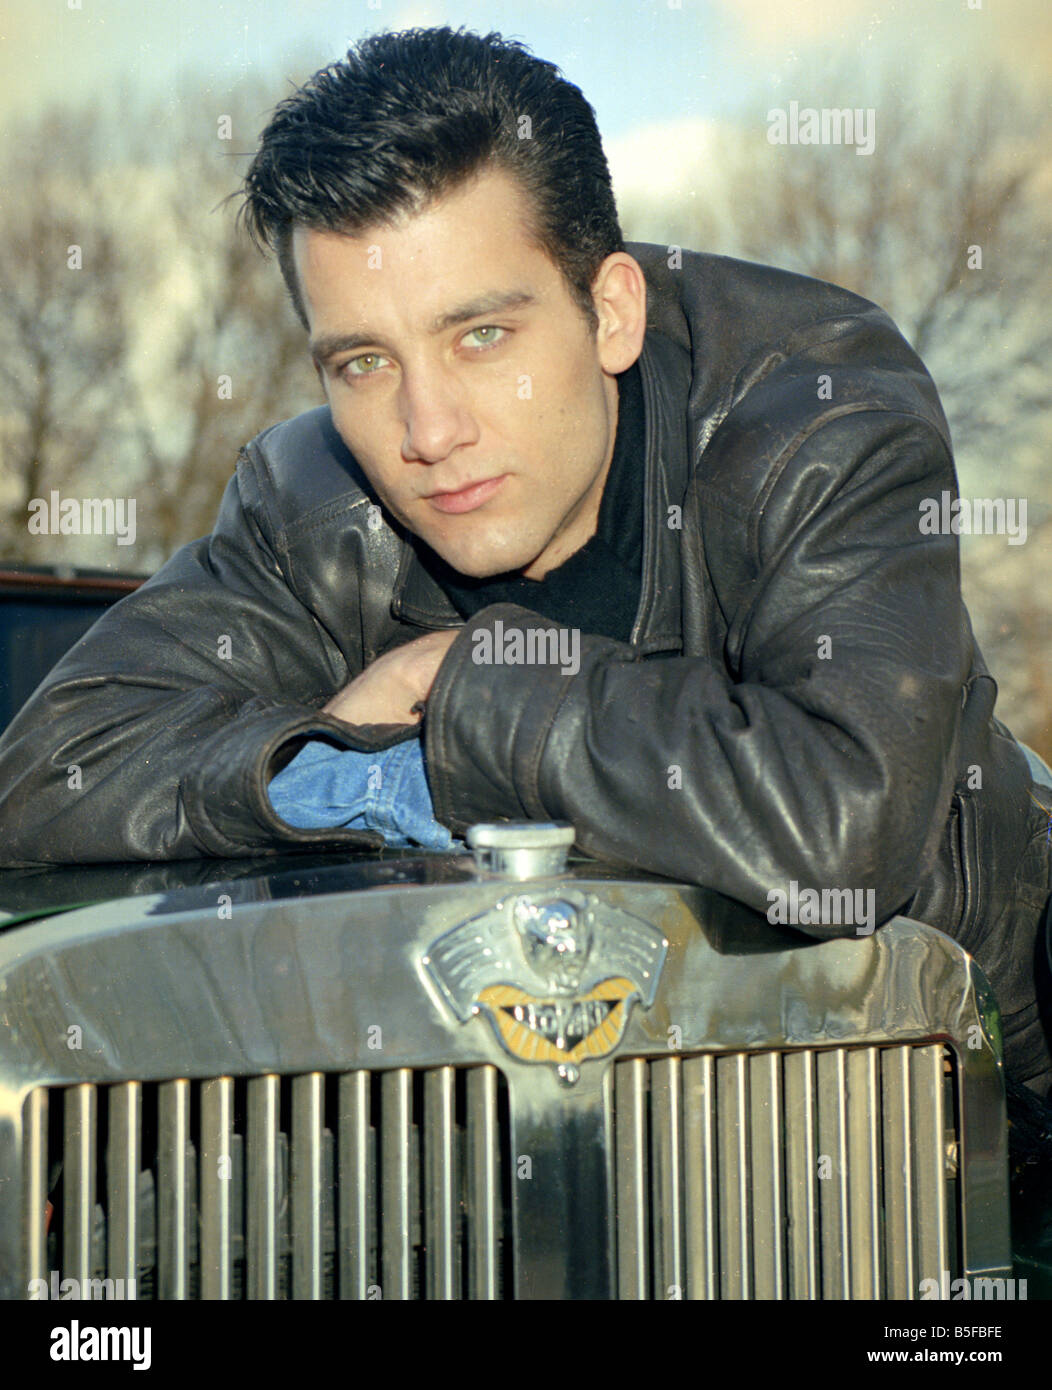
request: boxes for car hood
[0,845,672,932]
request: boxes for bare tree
[114,77,323,560]
[627,73,1051,488]
[0,109,132,563]
[0,72,324,571]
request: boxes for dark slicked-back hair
[239,26,624,331]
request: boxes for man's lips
[423,474,507,514]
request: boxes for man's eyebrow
[310,289,537,366]
[429,289,536,334]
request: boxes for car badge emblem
[422,890,668,1075]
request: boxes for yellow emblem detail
[476,977,637,1063]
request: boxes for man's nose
[400,368,478,463]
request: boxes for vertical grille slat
[199,1077,233,1300]
[423,1067,458,1300]
[62,1084,97,1289]
[783,1049,819,1299]
[913,1044,950,1290]
[682,1054,717,1300]
[817,1048,851,1300]
[291,1073,325,1300]
[106,1082,140,1295]
[650,1056,684,1298]
[881,1047,915,1298]
[846,1048,882,1298]
[614,1058,649,1299]
[337,1071,372,1300]
[22,1087,48,1291]
[614,1042,961,1301]
[466,1065,501,1300]
[716,1054,750,1299]
[247,1074,280,1300]
[157,1079,191,1300]
[749,1052,784,1299]
[380,1069,413,1301]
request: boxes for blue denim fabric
[267,738,459,851]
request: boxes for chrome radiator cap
[466,821,576,879]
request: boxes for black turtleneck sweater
[421,359,645,642]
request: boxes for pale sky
[1,0,1047,162]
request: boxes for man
[0,26,1049,1099]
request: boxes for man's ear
[591,253,647,375]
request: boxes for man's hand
[323,628,462,727]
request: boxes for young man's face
[293,167,644,580]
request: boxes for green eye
[346,353,388,376]
[464,326,506,347]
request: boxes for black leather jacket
[0,244,1038,961]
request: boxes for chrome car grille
[613,1043,956,1299]
[3,878,1008,1302]
[23,1043,957,1300]
[22,1065,512,1300]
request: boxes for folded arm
[0,456,414,866]
[425,410,968,933]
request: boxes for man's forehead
[292,209,555,356]
[292,164,552,283]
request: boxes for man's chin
[435,552,528,581]
[426,544,536,582]
[418,527,540,582]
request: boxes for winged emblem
[422,890,667,1070]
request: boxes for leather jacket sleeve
[425,405,968,935]
[0,454,413,866]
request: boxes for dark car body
[0,567,143,735]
